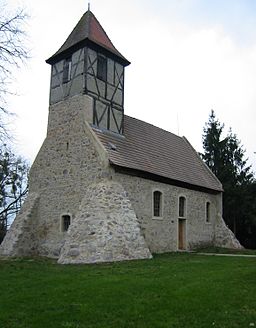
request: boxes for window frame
[178,196,186,219]
[63,57,72,83]
[206,201,211,223]
[152,190,163,219]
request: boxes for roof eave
[46,38,130,66]
[110,162,224,194]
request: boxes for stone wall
[22,94,112,258]
[214,217,243,249]
[0,193,39,256]
[58,180,151,264]
[114,173,233,252]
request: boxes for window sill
[152,216,163,221]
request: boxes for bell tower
[46,10,130,134]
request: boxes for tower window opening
[62,215,71,232]
[63,57,72,83]
[97,55,107,81]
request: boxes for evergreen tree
[201,110,226,179]
[202,110,256,248]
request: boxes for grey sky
[6,0,256,172]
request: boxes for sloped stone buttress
[0,193,40,256]
[214,217,243,249]
[58,180,152,264]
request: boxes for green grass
[0,253,255,328]
[194,246,256,255]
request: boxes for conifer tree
[202,110,255,248]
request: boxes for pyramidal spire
[46,10,130,66]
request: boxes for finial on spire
[88,1,90,11]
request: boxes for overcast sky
[6,0,256,172]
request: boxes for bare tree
[0,144,29,242]
[0,3,29,242]
[0,2,29,137]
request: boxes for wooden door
[178,219,186,250]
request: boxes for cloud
[123,11,256,170]
[7,0,256,172]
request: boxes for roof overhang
[111,163,223,194]
[46,38,130,66]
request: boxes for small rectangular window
[97,55,107,81]
[62,215,71,232]
[63,57,72,83]
[206,202,211,222]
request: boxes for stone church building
[0,10,240,263]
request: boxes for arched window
[153,191,163,217]
[61,214,71,232]
[179,196,186,218]
[206,202,211,222]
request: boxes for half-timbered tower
[0,10,241,264]
[46,10,130,134]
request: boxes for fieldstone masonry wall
[0,193,39,256]
[114,173,242,252]
[214,218,242,249]
[58,180,152,264]
[1,94,112,259]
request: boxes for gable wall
[114,172,222,252]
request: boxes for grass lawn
[194,246,256,255]
[0,253,255,328]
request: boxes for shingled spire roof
[46,10,130,66]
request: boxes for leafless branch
[0,4,29,138]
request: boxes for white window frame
[178,195,187,219]
[152,189,164,220]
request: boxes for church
[0,9,241,263]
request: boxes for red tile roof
[46,10,130,66]
[94,115,223,192]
